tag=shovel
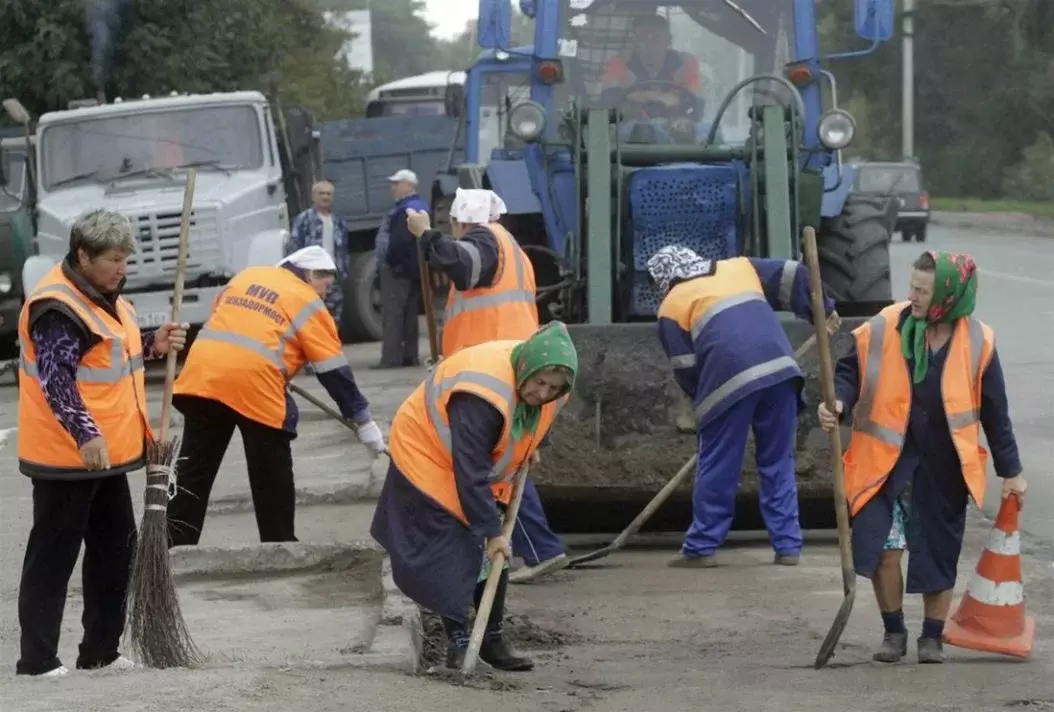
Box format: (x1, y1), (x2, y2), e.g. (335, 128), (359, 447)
(801, 226), (856, 670)
(289, 382), (389, 456)
(462, 464), (530, 675)
(563, 333), (821, 571)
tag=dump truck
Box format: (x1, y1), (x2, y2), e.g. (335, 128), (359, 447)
(0, 134), (34, 365)
(430, 0), (899, 533)
(12, 90), (320, 333)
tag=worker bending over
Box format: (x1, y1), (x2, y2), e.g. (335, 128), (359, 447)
(646, 246), (838, 568)
(407, 189), (569, 582)
(371, 323), (578, 671)
(819, 251), (1026, 664)
(167, 246), (385, 546)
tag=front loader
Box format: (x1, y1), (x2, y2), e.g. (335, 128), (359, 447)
(431, 0), (899, 533)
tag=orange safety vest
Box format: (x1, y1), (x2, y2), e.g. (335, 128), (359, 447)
(175, 265), (348, 429)
(388, 339), (567, 526)
(843, 301), (995, 516)
(17, 264), (152, 477)
(600, 52), (703, 93)
(441, 223), (538, 357)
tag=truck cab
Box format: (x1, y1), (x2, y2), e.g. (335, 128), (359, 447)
(24, 91), (292, 331)
(0, 135), (33, 357)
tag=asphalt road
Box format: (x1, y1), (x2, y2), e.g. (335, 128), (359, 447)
(890, 223), (1054, 541)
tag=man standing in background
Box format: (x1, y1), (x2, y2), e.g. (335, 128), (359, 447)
(288, 180), (349, 326)
(373, 169), (428, 369)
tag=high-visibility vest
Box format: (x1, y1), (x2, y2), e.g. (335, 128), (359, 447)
(17, 264), (152, 478)
(175, 265), (349, 429)
(843, 301), (995, 516)
(600, 52), (703, 93)
(441, 223), (538, 357)
(388, 339), (567, 526)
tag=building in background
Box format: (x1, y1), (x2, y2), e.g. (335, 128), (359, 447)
(324, 9), (374, 75)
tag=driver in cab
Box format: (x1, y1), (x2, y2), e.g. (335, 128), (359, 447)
(599, 13), (703, 125)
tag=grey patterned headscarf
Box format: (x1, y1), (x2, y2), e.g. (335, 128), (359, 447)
(646, 246), (714, 297)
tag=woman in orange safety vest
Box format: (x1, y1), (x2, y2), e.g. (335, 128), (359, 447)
(370, 322), (577, 672)
(818, 251), (1027, 665)
(15, 210), (187, 677)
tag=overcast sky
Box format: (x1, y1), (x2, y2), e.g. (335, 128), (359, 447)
(422, 0), (481, 40)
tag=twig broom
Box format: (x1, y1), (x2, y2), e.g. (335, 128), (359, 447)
(126, 168), (203, 668)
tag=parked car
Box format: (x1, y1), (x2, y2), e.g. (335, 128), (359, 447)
(851, 160), (930, 242)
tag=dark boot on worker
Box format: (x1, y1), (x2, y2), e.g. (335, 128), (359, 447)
(667, 553), (717, 568)
(773, 553), (800, 566)
(872, 632), (908, 663)
(441, 618), (469, 670)
(917, 636), (945, 664)
(472, 568), (533, 671)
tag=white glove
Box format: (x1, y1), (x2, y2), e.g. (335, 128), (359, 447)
(356, 420), (386, 457)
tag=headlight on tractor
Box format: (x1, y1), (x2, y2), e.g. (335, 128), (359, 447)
(817, 109), (856, 151)
(0, 272), (11, 294)
(507, 101), (547, 143)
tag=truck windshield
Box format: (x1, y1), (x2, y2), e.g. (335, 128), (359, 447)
(0, 152), (25, 212)
(558, 0), (795, 143)
(40, 104), (264, 191)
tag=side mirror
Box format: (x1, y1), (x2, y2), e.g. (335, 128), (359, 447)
(854, 0), (895, 42)
(3, 98), (30, 126)
(444, 84), (465, 118)
(477, 0), (512, 50)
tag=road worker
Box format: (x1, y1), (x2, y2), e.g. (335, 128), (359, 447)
(646, 245), (839, 569)
(370, 322), (578, 671)
(819, 250), (1027, 664)
(15, 210), (187, 676)
(406, 189), (569, 582)
(166, 246), (386, 546)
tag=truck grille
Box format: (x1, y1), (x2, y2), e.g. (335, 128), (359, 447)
(123, 207), (222, 286)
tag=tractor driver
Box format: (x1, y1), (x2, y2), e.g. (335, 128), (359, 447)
(598, 14), (704, 125)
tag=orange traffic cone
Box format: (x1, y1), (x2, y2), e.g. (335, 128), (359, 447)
(943, 493), (1035, 658)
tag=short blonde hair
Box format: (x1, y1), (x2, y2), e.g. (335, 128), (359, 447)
(70, 210), (136, 258)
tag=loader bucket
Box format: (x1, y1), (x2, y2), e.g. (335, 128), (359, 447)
(532, 319), (864, 534)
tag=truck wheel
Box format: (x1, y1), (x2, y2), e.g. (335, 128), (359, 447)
(817, 195), (895, 313)
(340, 252), (383, 343)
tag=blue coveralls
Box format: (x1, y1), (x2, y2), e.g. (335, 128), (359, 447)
(834, 310), (1022, 592)
(511, 479), (565, 565)
(655, 257), (834, 559)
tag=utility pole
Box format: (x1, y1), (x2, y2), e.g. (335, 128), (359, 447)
(901, 0), (915, 159)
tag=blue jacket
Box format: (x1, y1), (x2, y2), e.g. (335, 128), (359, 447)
(656, 256), (835, 431)
(383, 194), (430, 280)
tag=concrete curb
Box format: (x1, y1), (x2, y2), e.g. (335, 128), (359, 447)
(932, 211), (1054, 237)
(166, 542), (421, 675)
(207, 477), (385, 515)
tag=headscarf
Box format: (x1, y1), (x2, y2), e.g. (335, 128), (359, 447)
(509, 321), (579, 440)
(901, 251), (978, 384)
(279, 245), (337, 272)
(449, 188), (507, 225)
(645, 245), (714, 298)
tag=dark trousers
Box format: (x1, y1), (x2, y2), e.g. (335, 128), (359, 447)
(441, 568), (509, 646)
(379, 265), (420, 366)
(17, 476), (137, 675)
(167, 395), (297, 546)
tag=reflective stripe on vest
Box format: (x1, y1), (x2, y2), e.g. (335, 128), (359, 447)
(845, 303), (992, 514)
(19, 284), (145, 383)
(196, 297), (343, 377)
(444, 226), (535, 322)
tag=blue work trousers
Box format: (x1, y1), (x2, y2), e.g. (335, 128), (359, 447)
(511, 479), (565, 565)
(684, 378), (802, 558)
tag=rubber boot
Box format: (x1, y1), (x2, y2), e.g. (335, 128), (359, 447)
(474, 570), (534, 672)
(872, 632), (908, 663)
(917, 636), (945, 664)
(441, 617), (469, 670)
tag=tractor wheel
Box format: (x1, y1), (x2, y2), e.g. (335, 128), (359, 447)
(817, 194), (895, 313)
(340, 252), (383, 343)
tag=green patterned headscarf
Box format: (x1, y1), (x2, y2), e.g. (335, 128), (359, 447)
(509, 321), (578, 439)
(901, 251), (978, 383)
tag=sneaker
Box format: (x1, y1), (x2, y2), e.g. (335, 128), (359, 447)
(773, 554), (800, 566)
(872, 631), (908, 663)
(667, 553), (717, 568)
(41, 665), (69, 677)
(508, 553), (569, 584)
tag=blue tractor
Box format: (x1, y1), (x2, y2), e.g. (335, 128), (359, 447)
(430, 0), (898, 532)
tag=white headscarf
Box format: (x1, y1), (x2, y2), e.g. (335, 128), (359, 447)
(279, 245), (337, 272)
(449, 188), (507, 225)
(646, 245), (714, 297)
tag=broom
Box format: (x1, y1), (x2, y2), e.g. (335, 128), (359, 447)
(126, 168), (203, 668)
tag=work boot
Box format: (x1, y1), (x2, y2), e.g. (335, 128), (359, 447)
(509, 553), (569, 584)
(872, 632), (908, 663)
(917, 636), (945, 664)
(773, 554), (800, 566)
(667, 553), (717, 568)
(480, 633), (534, 671)
(445, 641), (467, 670)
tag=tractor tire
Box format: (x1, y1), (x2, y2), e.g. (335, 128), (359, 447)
(340, 252), (383, 343)
(817, 194), (895, 312)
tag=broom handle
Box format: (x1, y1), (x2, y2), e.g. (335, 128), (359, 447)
(461, 463), (530, 675)
(417, 241), (439, 363)
(158, 169), (197, 443)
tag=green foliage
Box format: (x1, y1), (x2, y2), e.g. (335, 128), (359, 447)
(1002, 132), (1054, 202)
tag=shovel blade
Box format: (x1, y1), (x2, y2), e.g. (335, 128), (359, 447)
(814, 590), (856, 669)
(567, 545), (616, 568)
